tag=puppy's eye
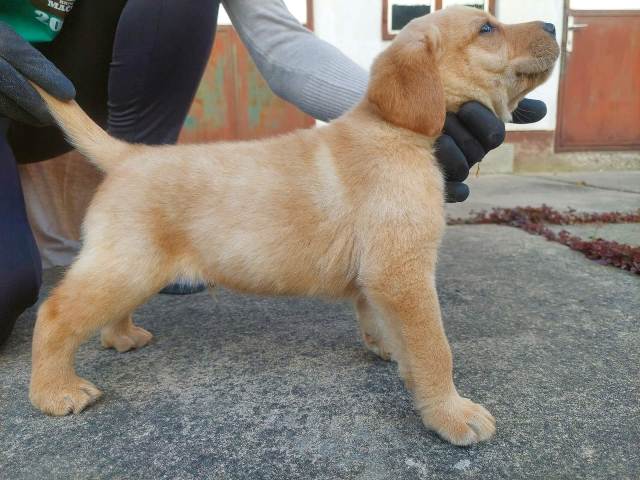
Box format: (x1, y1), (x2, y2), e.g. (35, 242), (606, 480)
(480, 23), (495, 34)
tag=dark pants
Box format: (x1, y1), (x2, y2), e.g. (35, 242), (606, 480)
(0, 120), (42, 345)
(0, 0), (220, 346)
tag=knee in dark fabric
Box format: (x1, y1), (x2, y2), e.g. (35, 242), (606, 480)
(0, 262), (41, 345)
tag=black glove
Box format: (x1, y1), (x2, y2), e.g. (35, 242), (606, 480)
(435, 98), (547, 202)
(0, 21), (75, 125)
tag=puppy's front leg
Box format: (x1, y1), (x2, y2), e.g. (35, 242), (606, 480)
(363, 256), (495, 446)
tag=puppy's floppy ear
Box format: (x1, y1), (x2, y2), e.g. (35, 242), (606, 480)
(367, 25), (445, 137)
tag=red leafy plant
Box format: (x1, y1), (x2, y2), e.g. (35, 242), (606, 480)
(448, 205), (640, 274)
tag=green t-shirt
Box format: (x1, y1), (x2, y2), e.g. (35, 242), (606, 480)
(0, 0), (75, 42)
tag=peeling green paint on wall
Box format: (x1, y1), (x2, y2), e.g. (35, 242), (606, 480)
(183, 47), (231, 133)
(179, 28), (314, 143)
(247, 65), (275, 130)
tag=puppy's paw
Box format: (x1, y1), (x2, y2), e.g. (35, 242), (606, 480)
(421, 394), (495, 446)
(362, 332), (392, 361)
(30, 376), (102, 416)
(101, 324), (153, 353)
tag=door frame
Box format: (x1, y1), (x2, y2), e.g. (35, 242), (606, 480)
(555, 1), (640, 152)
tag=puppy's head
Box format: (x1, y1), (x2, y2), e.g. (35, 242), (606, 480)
(367, 6), (560, 136)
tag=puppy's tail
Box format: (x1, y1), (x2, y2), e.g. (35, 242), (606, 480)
(30, 82), (131, 173)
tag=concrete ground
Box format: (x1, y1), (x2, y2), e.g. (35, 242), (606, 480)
(446, 171), (640, 218)
(1, 172), (638, 479)
(448, 171), (640, 247)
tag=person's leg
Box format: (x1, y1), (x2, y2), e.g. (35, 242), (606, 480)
(8, 0), (128, 276)
(0, 119), (42, 346)
(108, 0), (220, 294)
(108, 0), (220, 144)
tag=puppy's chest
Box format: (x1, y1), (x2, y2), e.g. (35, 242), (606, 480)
(360, 163), (443, 222)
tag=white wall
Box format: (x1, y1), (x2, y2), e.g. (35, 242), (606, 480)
(313, 0), (386, 71)
(570, 0), (640, 8)
(218, 0), (309, 25)
(313, 0), (564, 131)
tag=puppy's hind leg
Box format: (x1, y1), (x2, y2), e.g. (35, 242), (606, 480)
(355, 295), (393, 361)
(101, 314), (153, 353)
(30, 248), (170, 416)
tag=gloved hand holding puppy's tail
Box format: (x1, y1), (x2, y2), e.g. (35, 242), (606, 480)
(29, 81), (130, 172)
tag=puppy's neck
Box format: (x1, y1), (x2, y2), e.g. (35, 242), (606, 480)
(345, 100), (440, 148)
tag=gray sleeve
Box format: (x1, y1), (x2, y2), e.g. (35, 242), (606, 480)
(222, 0), (369, 121)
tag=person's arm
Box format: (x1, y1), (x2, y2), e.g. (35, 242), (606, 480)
(222, 0), (367, 122)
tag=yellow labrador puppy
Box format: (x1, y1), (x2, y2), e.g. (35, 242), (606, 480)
(29, 6), (558, 445)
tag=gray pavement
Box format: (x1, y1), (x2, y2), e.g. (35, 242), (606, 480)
(445, 171), (640, 247)
(530, 171), (640, 195)
(1, 172), (639, 479)
(446, 171), (640, 218)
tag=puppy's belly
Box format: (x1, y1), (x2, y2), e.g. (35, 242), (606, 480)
(197, 227), (358, 298)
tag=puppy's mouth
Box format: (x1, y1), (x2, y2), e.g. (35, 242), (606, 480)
(506, 53), (558, 115)
(512, 50), (558, 98)
(515, 67), (551, 88)
(514, 54), (558, 76)
(513, 39), (560, 76)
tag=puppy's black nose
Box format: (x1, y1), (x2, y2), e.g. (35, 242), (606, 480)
(542, 22), (556, 37)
